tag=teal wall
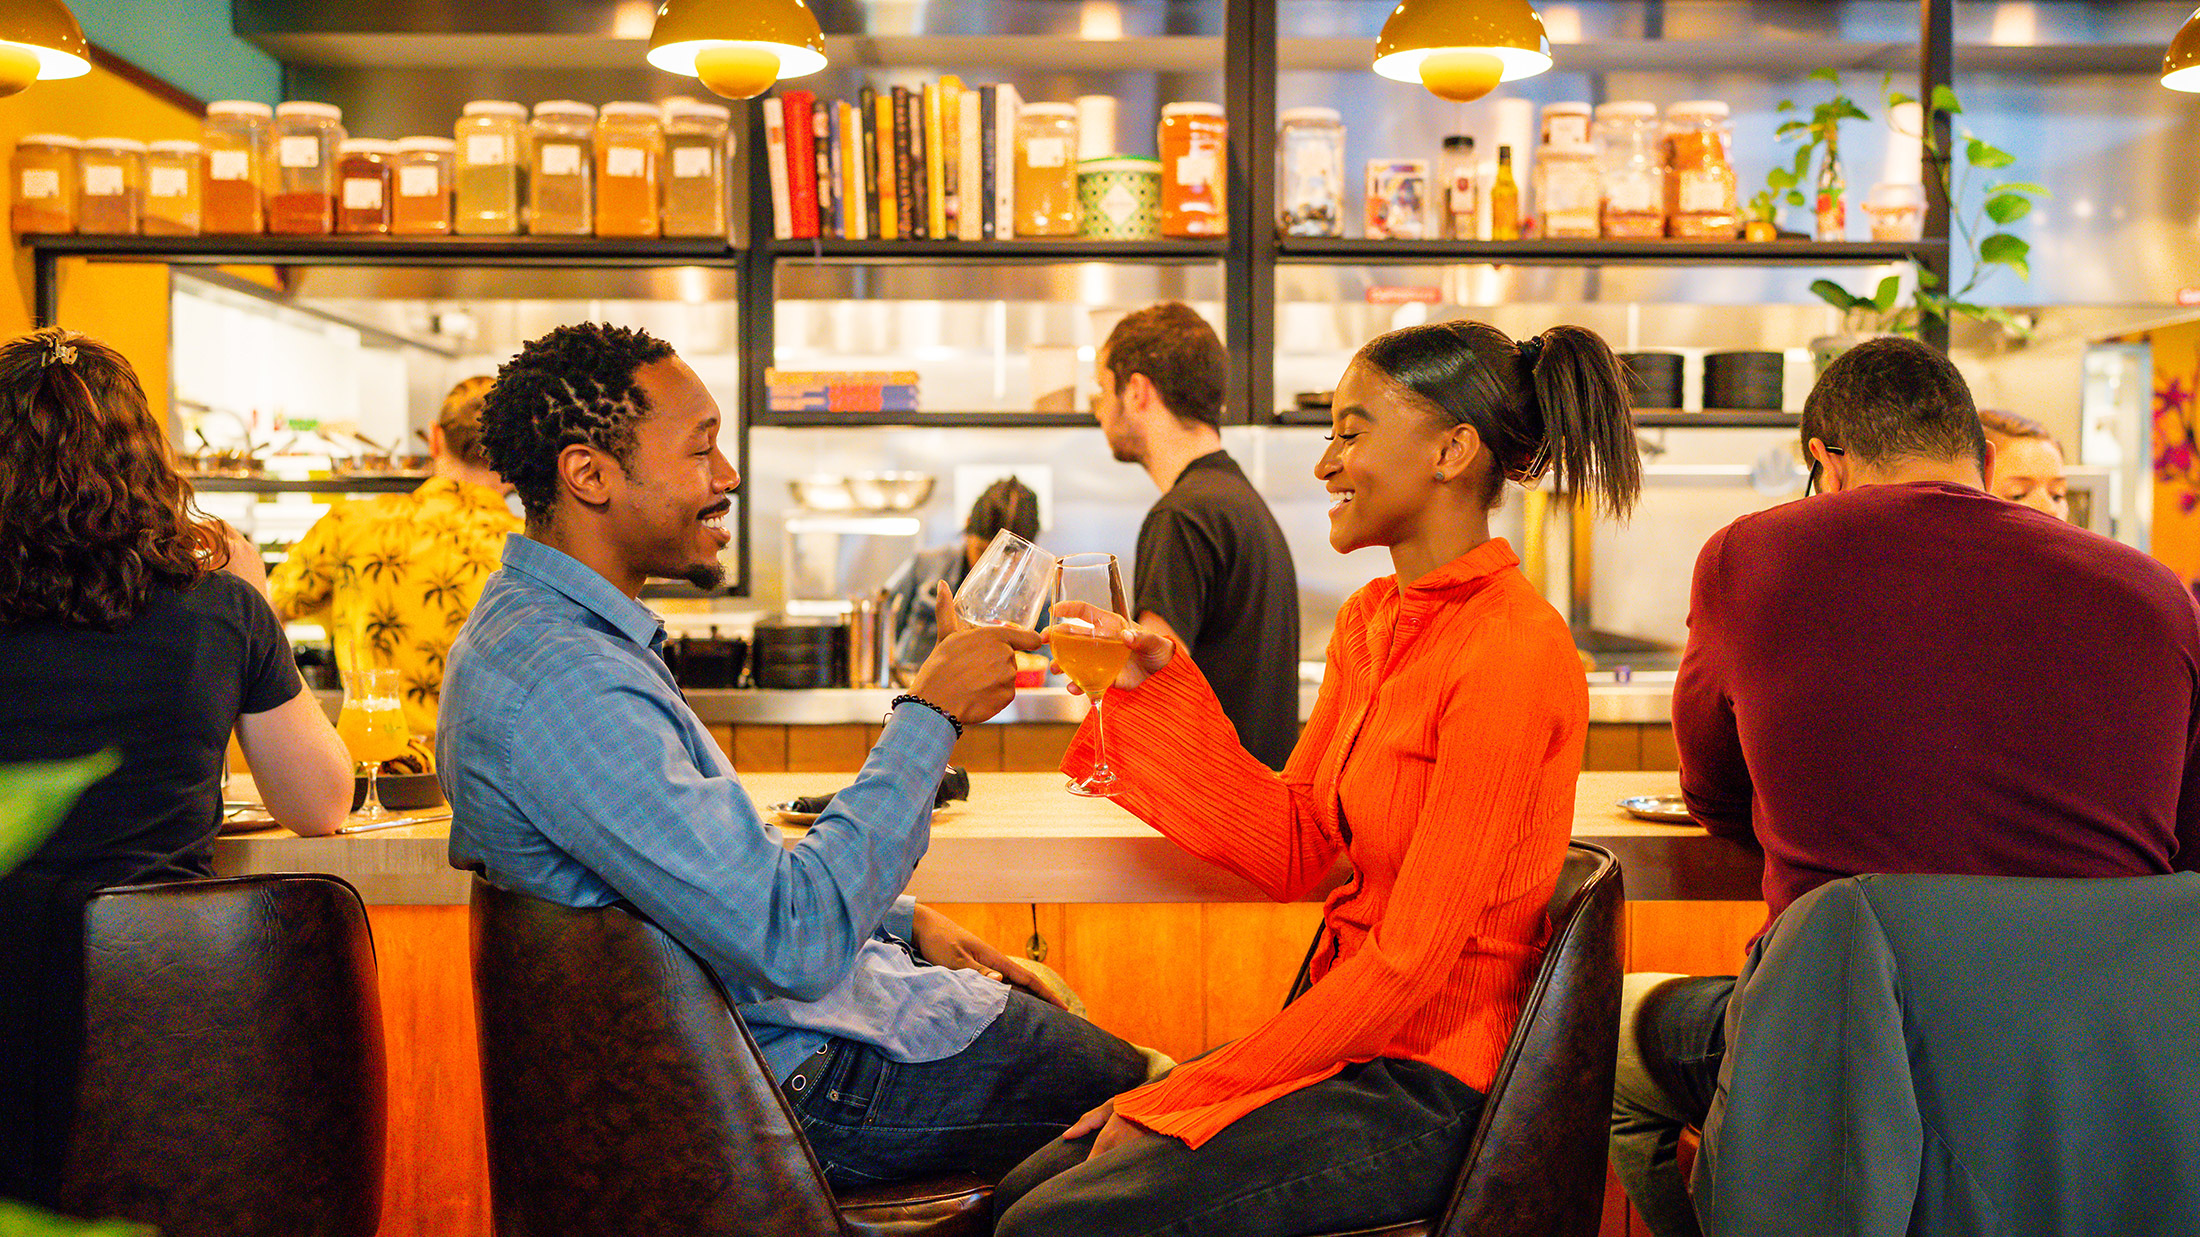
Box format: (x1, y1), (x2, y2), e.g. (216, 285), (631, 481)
(71, 0), (282, 107)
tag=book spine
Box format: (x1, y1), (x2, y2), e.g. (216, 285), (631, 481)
(958, 89), (982, 241)
(993, 85), (1020, 240)
(839, 101), (865, 240)
(813, 100), (834, 238)
(979, 86), (997, 240)
(763, 96), (793, 241)
(783, 90), (817, 239)
(923, 82), (947, 240)
(939, 75), (962, 237)
(874, 91), (898, 240)
(894, 86), (921, 239)
(858, 87), (882, 240)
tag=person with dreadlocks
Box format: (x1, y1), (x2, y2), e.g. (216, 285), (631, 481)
(439, 323), (1151, 1188)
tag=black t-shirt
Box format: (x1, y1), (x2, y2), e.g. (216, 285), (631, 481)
(0, 571), (302, 886)
(1133, 450), (1301, 770)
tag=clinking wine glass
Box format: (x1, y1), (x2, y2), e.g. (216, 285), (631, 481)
(336, 666), (409, 821)
(1049, 553), (1130, 797)
(957, 529), (1056, 629)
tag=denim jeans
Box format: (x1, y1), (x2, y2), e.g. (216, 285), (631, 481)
(991, 1058), (1485, 1237)
(793, 988), (1151, 1190)
(1609, 973), (1735, 1237)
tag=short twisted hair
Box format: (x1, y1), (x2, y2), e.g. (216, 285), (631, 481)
(480, 323), (675, 523)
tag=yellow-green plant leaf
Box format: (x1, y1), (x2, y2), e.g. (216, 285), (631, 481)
(1989, 181), (2050, 197)
(1931, 85), (1963, 114)
(1985, 194), (2032, 225)
(1810, 279), (1866, 312)
(1966, 137), (2016, 169)
(1871, 274), (1902, 313)
(0, 751), (119, 876)
(1978, 232), (2031, 280)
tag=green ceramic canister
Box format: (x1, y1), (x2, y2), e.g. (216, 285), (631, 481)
(1077, 156), (1161, 240)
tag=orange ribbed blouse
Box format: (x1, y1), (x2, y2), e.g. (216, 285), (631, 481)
(1062, 537), (1587, 1148)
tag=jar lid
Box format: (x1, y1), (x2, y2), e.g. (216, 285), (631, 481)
(396, 136), (457, 153)
(462, 100), (528, 118)
(534, 99), (598, 120)
(1667, 100), (1731, 118)
(1161, 101), (1224, 118)
(148, 139), (202, 155)
(1279, 106), (1342, 124)
(206, 100), (273, 119)
(1597, 101), (1659, 120)
(1543, 138), (1595, 156)
(1541, 101), (1593, 116)
(1079, 156), (1160, 171)
(600, 101), (662, 119)
(339, 138), (398, 154)
(276, 100), (344, 121)
(1020, 102), (1078, 117)
(1443, 134), (1475, 149)
(17, 133), (81, 148)
(663, 99), (732, 121)
(83, 137), (148, 153)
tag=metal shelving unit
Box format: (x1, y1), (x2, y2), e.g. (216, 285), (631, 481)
(187, 475), (427, 494)
(1275, 238), (1947, 268)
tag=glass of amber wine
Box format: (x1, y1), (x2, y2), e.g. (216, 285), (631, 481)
(1049, 553), (1130, 797)
(337, 666), (409, 822)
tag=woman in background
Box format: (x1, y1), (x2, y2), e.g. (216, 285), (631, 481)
(1981, 408), (2069, 522)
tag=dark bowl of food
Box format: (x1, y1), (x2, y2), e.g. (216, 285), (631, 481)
(352, 771), (444, 812)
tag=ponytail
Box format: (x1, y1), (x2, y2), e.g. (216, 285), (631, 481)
(1354, 319), (1641, 519)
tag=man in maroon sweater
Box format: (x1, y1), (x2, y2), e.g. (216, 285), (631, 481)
(1611, 337), (2200, 1237)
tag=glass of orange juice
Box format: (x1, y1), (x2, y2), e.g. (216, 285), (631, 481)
(1047, 553), (1130, 797)
(337, 666), (409, 821)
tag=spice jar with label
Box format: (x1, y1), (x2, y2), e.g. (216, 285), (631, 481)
(594, 102), (663, 238)
(1438, 135), (1476, 239)
(455, 100), (526, 235)
(144, 139), (201, 235)
(77, 138), (146, 235)
(1534, 139), (1600, 239)
(1541, 102), (1593, 146)
(1663, 101), (1739, 240)
(1594, 101), (1663, 239)
(201, 100), (272, 234)
(1013, 103), (1080, 237)
(391, 137), (453, 235)
(1158, 101), (1225, 238)
(661, 99), (730, 238)
(270, 101), (344, 235)
(1277, 107), (1345, 237)
(528, 101), (594, 236)
(1078, 156), (1160, 240)
(12, 135), (79, 234)
(336, 139), (394, 234)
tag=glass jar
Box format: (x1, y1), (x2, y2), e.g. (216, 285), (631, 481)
(528, 100), (594, 236)
(594, 102), (663, 238)
(455, 100), (526, 235)
(270, 101), (345, 235)
(391, 137), (453, 235)
(336, 138), (393, 235)
(1541, 102), (1593, 147)
(144, 139), (201, 235)
(1595, 101), (1664, 240)
(77, 138), (146, 235)
(1157, 101), (1225, 238)
(1864, 180), (1926, 242)
(1013, 102), (1080, 237)
(661, 99), (729, 238)
(1534, 139), (1599, 239)
(201, 100), (272, 234)
(1663, 101), (1739, 240)
(1438, 135), (1476, 240)
(1078, 156), (1161, 240)
(1276, 107), (1344, 237)
(11, 134), (79, 234)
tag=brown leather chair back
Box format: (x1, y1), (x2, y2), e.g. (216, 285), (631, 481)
(469, 876), (844, 1237)
(59, 873), (387, 1237)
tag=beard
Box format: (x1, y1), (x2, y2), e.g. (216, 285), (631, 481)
(675, 559), (727, 591)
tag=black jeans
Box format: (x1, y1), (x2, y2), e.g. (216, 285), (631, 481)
(992, 1058), (1485, 1237)
(793, 989), (1151, 1190)
(1609, 974), (1735, 1237)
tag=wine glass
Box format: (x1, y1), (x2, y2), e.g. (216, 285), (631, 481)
(1048, 553), (1129, 797)
(957, 529), (1056, 629)
(336, 666), (409, 822)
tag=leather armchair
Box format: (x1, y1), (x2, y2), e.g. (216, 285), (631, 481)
(469, 876), (991, 1237)
(59, 873), (387, 1237)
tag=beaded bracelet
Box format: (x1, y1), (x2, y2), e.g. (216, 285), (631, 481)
(888, 692), (964, 739)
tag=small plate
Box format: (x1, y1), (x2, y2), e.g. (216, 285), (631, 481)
(1618, 795), (1694, 824)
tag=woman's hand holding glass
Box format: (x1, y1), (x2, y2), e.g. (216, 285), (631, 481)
(1045, 602), (1174, 693)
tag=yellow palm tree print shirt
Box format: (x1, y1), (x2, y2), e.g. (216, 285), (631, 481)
(270, 477), (523, 735)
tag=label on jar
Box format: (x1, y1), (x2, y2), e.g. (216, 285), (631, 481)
(19, 169), (58, 200)
(606, 145), (645, 178)
(83, 165), (124, 196)
(279, 136), (321, 169)
(467, 134), (509, 166)
(398, 165), (440, 197)
(209, 149), (252, 181)
(1175, 150), (1216, 191)
(1604, 175), (1659, 213)
(1024, 137), (1067, 169)
(1678, 171), (1729, 215)
(343, 177), (384, 210)
(541, 143), (582, 177)
(1101, 182), (1139, 226)
(149, 167), (190, 198)
(1545, 115), (1591, 145)
(672, 145), (713, 179)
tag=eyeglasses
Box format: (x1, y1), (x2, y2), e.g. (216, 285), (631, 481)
(1803, 444), (1847, 497)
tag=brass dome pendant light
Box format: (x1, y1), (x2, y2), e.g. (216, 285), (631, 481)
(646, 0), (828, 101)
(2163, 5), (2200, 91)
(1372, 0), (1552, 103)
(0, 0), (91, 98)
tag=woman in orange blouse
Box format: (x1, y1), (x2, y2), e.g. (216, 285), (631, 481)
(994, 321), (1642, 1236)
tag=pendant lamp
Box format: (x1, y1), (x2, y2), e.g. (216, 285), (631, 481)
(1372, 0), (1551, 103)
(2164, 5), (2200, 91)
(0, 0), (90, 99)
(647, 0), (827, 101)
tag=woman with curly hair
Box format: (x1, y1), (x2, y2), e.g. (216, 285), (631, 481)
(0, 328), (353, 1202)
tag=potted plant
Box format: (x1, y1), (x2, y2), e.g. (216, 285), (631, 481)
(1748, 69), (1869, 241)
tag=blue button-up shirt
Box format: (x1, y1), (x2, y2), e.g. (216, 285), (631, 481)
(439, 535), (1007, 1081)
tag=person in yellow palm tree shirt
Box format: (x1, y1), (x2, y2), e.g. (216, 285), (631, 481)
(271, 376), (522, 735)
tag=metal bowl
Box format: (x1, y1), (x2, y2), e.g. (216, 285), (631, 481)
(846, 472), (936, 511)
(788, 475), (860, 511)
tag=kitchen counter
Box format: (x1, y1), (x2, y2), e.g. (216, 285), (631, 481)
(212, 770), (1756, 905)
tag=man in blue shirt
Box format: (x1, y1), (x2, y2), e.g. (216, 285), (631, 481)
(440, 323), (1149, 1188)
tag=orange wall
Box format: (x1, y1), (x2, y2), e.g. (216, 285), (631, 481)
(2140, 319), (2200, 587)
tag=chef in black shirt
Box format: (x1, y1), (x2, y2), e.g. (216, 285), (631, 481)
(1093, 303), (1300, 770)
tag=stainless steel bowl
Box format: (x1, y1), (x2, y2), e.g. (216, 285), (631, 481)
(788, 475), (860, 511)
(847, 472), (936, 511)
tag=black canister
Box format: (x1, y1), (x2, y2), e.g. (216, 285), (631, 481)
(750, 618), (849, 689)
(1703, 351), (1785, 412)
(1619, 351), (1684, 411)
